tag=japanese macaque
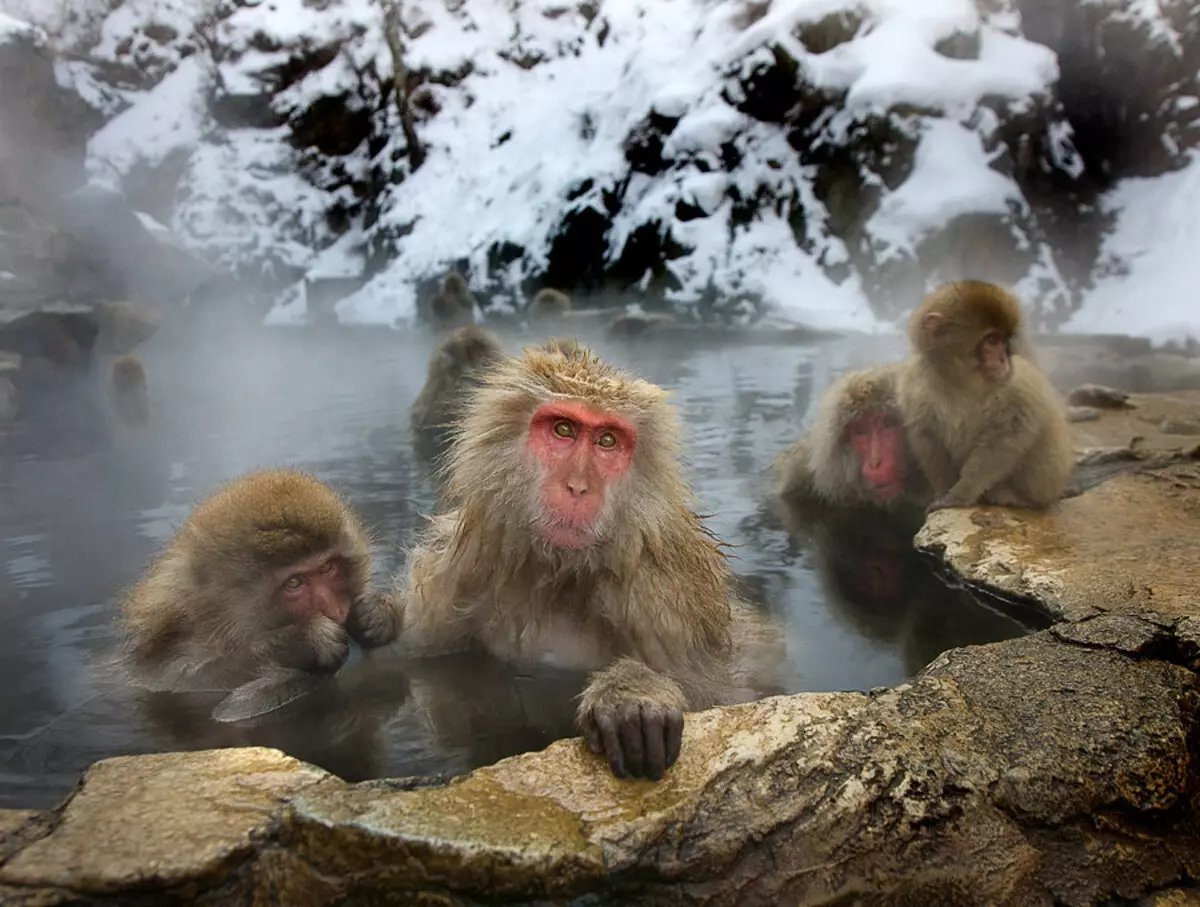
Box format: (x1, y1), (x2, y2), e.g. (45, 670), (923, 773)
(109, 354), (149, 427)
(772, 364), (929, 512)
(428, 270), (477, 330)
(410, 324), (506, 460)
(527, 288), (572, 320)
(118, 469), (397, 722)
(383, 343), (782, 780)
(897, 281), (1073, 512)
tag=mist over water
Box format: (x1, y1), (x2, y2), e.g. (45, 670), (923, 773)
(0, 320), (1031, 808)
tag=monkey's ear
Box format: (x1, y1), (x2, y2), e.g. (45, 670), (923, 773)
(922, 312), (947, 340)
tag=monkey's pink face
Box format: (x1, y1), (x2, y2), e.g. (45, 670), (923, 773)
(847, 412), (905, 503)
(275, 552), (352, 623)
(526, 401), (636, 549)
(977, 330), (1011, 382)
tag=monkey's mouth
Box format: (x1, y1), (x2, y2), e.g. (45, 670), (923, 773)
(872, 482), (903, 503)
(536, 519), (598, 550)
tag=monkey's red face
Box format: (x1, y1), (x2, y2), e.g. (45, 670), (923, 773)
(527, 401), (637, 549)
(847, 412), (904, 503)
(276, 552), (352, 623)
(977, 330), (1012, 382)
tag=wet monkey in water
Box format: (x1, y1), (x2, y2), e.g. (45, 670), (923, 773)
(119, 469), (397, 721)
(410, 324), (505, 460)
(897, 281), (1073, 512)
(526, 288), (572, 320)
(109, 354), (149, 427)
(428, 270), (477, 329)
(772, 364), (929, 511)
(376, 343), (781, 780)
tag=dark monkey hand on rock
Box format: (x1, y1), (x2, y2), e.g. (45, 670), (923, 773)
(897, 281), (1073, 513)
(376, 343), (781, 780)
(118, 469), (396, 721)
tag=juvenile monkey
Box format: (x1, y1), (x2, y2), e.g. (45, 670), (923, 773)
(428, 270), (477, 329)
(384, 343), (779, 780)
(896, 281), (1073, 512)
(526, 288), (572, 320)
(119, 469), (397, 721)
(772, 364), (929, 511)
(410, 324), (506, 460)
(109, 354), (149, 427)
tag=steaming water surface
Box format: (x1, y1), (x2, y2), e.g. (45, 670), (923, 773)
(0, 325), (1034, 808)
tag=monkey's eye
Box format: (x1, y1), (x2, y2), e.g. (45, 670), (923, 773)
(596, 431), (617, 449)
(552, 419), (575, 439)
(283, 575), (305, 591)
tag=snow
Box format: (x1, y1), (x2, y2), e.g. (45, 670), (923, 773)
(0, 9), (42, 45)
(78, 0), (1070, 329)
(1066, 151), (1200, 342)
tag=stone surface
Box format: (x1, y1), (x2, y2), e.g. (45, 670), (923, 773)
(916, 464), (1200, 622)
(1069, 389), (1200, 451)
(1, 632), (1198, 905)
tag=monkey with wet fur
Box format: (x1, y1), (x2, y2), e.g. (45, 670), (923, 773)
(119, 469), (398, 721)
(381, 343), (781, 780)
(110, 354), (149, 427)
(410, 324), (506, 460)
(896, 281), (1073, 512)
(772, 364), (930, 512)
(428, 270), (477, 330)
(526, 288), (572, 321)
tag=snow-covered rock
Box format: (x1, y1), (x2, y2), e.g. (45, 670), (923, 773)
(2, 0), (1197, 336)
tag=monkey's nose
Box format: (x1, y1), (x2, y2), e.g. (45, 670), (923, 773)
(566, 478), (589, 496)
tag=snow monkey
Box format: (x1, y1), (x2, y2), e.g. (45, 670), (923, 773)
(772, 364), (930, 510)
(119, 469), (397, 722)
(897, 281), (1073, 513)
(428, 269), (477, 329)
(526, 287), (572, 320)
(410, 324), (506, 460)
(383, 342), (782, 780)
(109, 354), (149, 427)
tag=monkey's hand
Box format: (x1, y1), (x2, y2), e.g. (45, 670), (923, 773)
(347, 591), (401, 649)
(577, 657), (687, 781)
(925, 493), (970, 514)
(268, 617), (350, 675)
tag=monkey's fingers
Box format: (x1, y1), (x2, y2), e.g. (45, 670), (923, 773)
(617, 702), (646, 779)
(664, 707), (684, 770)
(594, 711), (628, 778)
(583, 718), (605, 755)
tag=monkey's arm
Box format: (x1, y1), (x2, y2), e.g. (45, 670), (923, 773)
(936, 407), (1041, 510)
(393, 518), (481, 655)
(771, 438), (816, 500)
(346, 591), (401, 648)
(256, 617), (350, 675)
(906, 423), (958, 496)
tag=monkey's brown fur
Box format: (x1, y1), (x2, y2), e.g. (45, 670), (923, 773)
(897, 281), (1073, 509)
(410, 324), (506, 459)
(120, 469), (394, 709)
(428, 270), (476, 329)
(109, 354), (149, 427)
(527, 288), (571, 319)
(387, 343), (781, 776)
(773, 364), (929, 509)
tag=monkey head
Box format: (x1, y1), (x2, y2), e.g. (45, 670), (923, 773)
(183, 470), (371, 625)
(436, 324), (503, 379)
(446, 343), (685, 553)
(909, 280), (1021, 388)
(810, 366), (908, 506)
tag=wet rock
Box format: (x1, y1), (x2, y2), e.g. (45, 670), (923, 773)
(0, 748), (327, 893)
(1068, 383), (1134, 409)
(1069, 390), (1200, 451)
(916, 463), (1200, 622)
(1067, 405), (1101, 423)
(3, 631), (1199, 905)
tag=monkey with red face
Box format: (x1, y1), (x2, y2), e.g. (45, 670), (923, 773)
(119, 469), (397, 721)
(772, 364), (930, 512)
(374, 343), (781, 781)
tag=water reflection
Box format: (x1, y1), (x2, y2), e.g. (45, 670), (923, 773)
(0, 323), (1031, 808)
